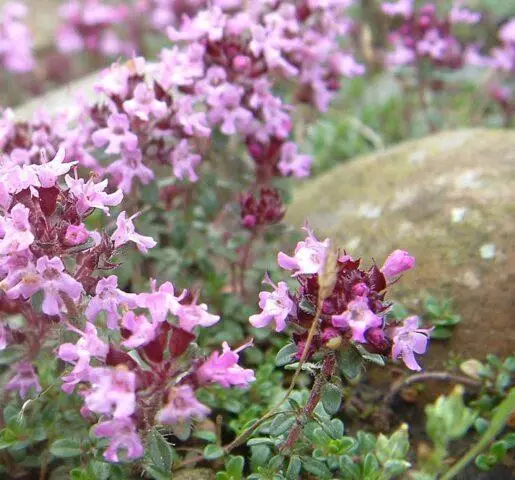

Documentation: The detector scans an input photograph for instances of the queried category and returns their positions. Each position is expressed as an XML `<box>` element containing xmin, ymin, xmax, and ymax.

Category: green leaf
<box><xmin>250</xmin><ymin>445</ymin><xmax>271</xmax><ymax>469</ymax></box>
<box><xmin>354</xmin><ymin>344</ymin><xmax>385</xmax><ymax>366</ymax></box>
<box><xmin>490</xmin><ymin>441</ymin><xmax>507</xmax><ymax>461</ymax></box>
<box><xmin>270</xmin><ymin>414</ymin><xmax>296</xmax><ymax>437</ymax></box>
<box><xmin>226</xmin><ymin>455</ymin><xmax>244</xmax><ymax>479</ymax></box>
<box><xmin>474</xmin><ymin>454</ymin><xmax>492</xmax><ymax>471</ymax></box>
<box><xmin>145</xmin><ymin>465</ymin><xmax>172</xmax><ymax>480</ymax></box>
<box><xmin>375</xmin><ymin>424</ymin><xmax>409</xmax><ymax>465</ymax></box>
<box><xmin>302</xmin><ymin>457</ymin><xmax>331</xmax><ymax>478</ymax></box>
<box><xmin>430</xmin><ymin>327</ymin><xmax>453</xmax><ymax>339</ymax></box>
<box><xmin>339</xmin><ymin>455</ymin><xmax>360</xmax><ymax>479</ymax></box>
<box><xmin>204</xmin><ymin>444</ymin><xmax>225</xmax><ymax>460</ymax></box>
<box><xmin>247</xmin><ymin>437</ymin><xmax>275</xmax><ymax>446</ymax></box>
<box><xmin>49</xmin><ymin>439</ymin><xmax>82</xmax><ymax>458</ymax></box>
<box><xmin>275</xmin><ymin>343</ymin><xmax>298</xmax><ymax>367</ymax></box>
<box><xmin>321</xmin><ymin>383</ymin><xmax>342</xmax><ymax>415</ymax></box>
<box><xmin>147</xmin><ymin>429</ymin><xmax>174</xmax><ymax>472</ymax></box>
<box><xmin>363</xmin><ymin>453</ymin><xmax>380</xmax><ymax>477</ymax></box>
<box><xmin>193</xmin><ymin>430</ymin><xmax>217</xmax><ymax>443</ymax></box>
<box><xmin>383</xmin><ymin>459</ymin><xmax>411</xmax><ymax>478</ymax></box>
<box><xmin>325</xmin><ymin>419</ymin><xmax>344</xmax><ymax>439</ymax></box>
<box><xmin>286</xmin><ymin>455</ymin><xmax>302</xmax><ymax>480</ymax></box>
<box><xmin>338</xmin><ymin>347</ymin><xmax>362</xmax><ymax>381</ymax></box>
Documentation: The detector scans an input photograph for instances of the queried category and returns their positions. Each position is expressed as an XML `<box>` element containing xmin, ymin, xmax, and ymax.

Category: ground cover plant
<box><xmin>0</xmin><ymin>1</ymin><xmax>514</xmax><ymax>479</ymax></box>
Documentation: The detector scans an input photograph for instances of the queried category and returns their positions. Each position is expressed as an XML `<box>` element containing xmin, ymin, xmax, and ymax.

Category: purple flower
<box><xmin>111</xmin><ymin>211</ymin><xmax>157</xmax><ymax>253</ymax></box>
<box><xmin>381</xmin><ymin>0</ymin><xmax>413</xmax><ymax>18</ymax></box>
<box><xmin>170</xmin><ymin>140</ymin><xmax>202</xmax><ymax>182</ymax></box>
<box><xmin>197</xmin><ymin>340</ymin><xmax>256</xmax><ymax>388</ymax></box>
<box><xmin>278</xmin><ymin>142</ymin><xmax>312</xmax><ymax>178</ymax></box>
<box><xmin>65</xmin><ymin>174</ymin><xmax>123</xmax><ymax>215</ymax></box>
<box><xmin>0</xmin><ymin>204</ymin><xmax>34</xmax><ymax>254</ymax></box>
<box><xmin>381</xmin><ymin>249</ymin><xmax>415</xmax><ymax>280</ymax></box>
<box><xmin>156</xmin><ymin>385</ymin><xmax>210</xmax><ymax>425</ymax></box>
<box><xmin>107</xmin><ymin>148</ymin><xmax>154</xmax><ymax>194</ymax></box>
<box><xmin>277</xmin><ymin>225</ymin><xmax>330</xmax><ymax>276</ymax></box>
<box><xmin>85</xmin><ymin>366</ymin><xmax>136</xmax><ymax>418</ymax></box>
<box><xmin>123</xmin><ymin>83</ymin><xmax>167</xmax><ymax>122</ymax></box>
<box><xmin>207</xmin><ymin>83</ymin><xmax>253</xmax><ymax>135</ymax></box>
<box><xmin>391</xmin><ymin>316</ymin><xmax>432</xmax><ymax>371</ymax></box>
<box><xmin>58</xmin><ymin>322</ymin><xmax>108</xmax><ymax>393</ymax></box>
<box><xmin>36</xmin><ymin>147</ymin><xmax>77</xmax><ymax>188</ymax></box>
<box><xmin>64</xmin><ymin>223</ymin><xmax>90</xmax><ymax>246</ymax></box>
<box><xmin>37</xmin><ymin>256</ymin><xmax>83</xmax><ymax>316</ymax></box>
<box><xmin>176</xmin><ymin>299</ymin><xmax>220</xmax><ymax>332</ymax></box>
<box><xmin>136</xmin><ymin>280</ymin><xmax>185</xmax><ymax>324</ymax></box>
<box><xmin>0</xmin><ymin>322</ymin><xmax>7</xmax><ymax>350</ymax></box>
<box><xmin>121</xmin><ymin>311</ymin><xmax>156</xmax><ymax>349</ymax></box>
<box><xmin>450</xmin><ymin>3</ymin><xmax>481</xmax><ymax>25</ymax></box>
<box><xmin>93</xmin><ymin>418</ymin><xmax>144</xmax><ymax>463</ymax></box>
<box><xmin>85</xmin><ymin>275</ymin><xmax>136</xmax><ymax>329</ymax></box>
<box><xmin>332</xmin><ymin>298</ymin><xmax>382</xmax><ymax>343</ymax></box>
<box><xmin>91</xmin><ymin>113</ymin><xmax>138</xmax><ymax>155</ymax></box>
<box><xmin>249</xmin><ymin>278</ymin><xmax>293</xmax><ymax>332</ymax></box>
<box><xmin>500</xmin><ymin>19</ymin><xmax>515</xmax><ymax>45</ymax></box>
<box><xmin>6</xmin><ymin>361</ymin><xmax>42</xmax><ymax>399</ymax></box>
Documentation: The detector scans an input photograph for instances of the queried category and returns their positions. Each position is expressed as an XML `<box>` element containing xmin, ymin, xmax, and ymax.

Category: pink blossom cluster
<box><xmin>383</xmin><ymin>1</ymin><xmax>480</xmax><ymax>69</ymax></box>
<box><xmin>0</xmin><ymin>1</ymin><xmax>35</xmax><ymax>73</ymax></box>
<box><xmin>56</xmin><ymin>0</ymin><xmax>135</xmax><ymax>57</ymax></box>
<box><xmin>465</xmin><ymin>17</ymin><xmax>515</xmax><ymax>122</ymax></box>
<box><xmin>0</xmin><ymin>147</ymin><xmax>254</xmax><ymax>462</ymax></box>
<box><xmin>250</xmin><ymin>226</ymin><xmax>431</xmax><ymax>371</ymax></box>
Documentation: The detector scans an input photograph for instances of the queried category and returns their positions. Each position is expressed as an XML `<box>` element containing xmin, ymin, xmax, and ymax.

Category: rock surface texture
<box><xmin>287</xmin><ymin>129</ymin><xmax>515</xmax><ymax>368</ymax></box>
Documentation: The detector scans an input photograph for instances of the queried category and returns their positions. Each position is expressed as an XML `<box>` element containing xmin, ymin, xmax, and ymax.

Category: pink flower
<box><xmin>123</xmin><ymin>83</ymin><xmax>167</xmax><ymax>121</ymax></box>
<box><xmin>107</xmin><ymin>148</ymin><xmax>154</xmax><ymax>194</ymax></box>
<box><xmin>91</xmin><ymin>113</ymin><xmax>138</xmax><ymax>155</ymax></box>
<box><xmin>111</xmin><ymin>211</ymin><xmax>157</xmax><ymax>253</ymax></box>
<box><xmin>0</xmin><ymin>204</ymin><xmax>34</xmax><ymax>254</ymax></box>
<box><xmin>85</xmin><ymin>275</ymin><xmax>136</xmax><ymax>329</ymax></box>
<box><xmin>170</xmin><ymin>140</ymin><xmax>202</xmax><ymax>182</ymax></box>
<box><xmin>332</xmin><ymin>298</ymin><xmax>382</xmax><ymax>343</ymax></box>
<box><xmin>156</xmin><ymin>385</ymin><xmax>210</xmax><ymax>425</ymax></box>
<box><xmin>93</xmin><ymin>418</ymin><xmax>144</xmax><ymax>462</ymax></box>
<box><xmin>136</xmin><ymin>280</ymin><xmax>185</xmax><ymax>324</ymax></box>
<box><xmin>450</xmin><ymin>4</ymin><xmax>481</xmax><ymax>25</ymax></box>
<box><xmin>278</xmin><ymin>142</ymin><xmax>312</xmax><ymax>178</ymax></box>
<box><xmin>277</xmin><ymin>226</ymin><xmax>330</xmax><ymax>276</ymax></box>
<box><xmin>207</xmin><ymin>83</ymin><xmax>253</xmax><ymax>135</ymax></box>
<box><xmin>391</xmin><ymin>316</ymin><xmax>432</xmax><ymax>371</ymax></box>
<box><xmin>6</xmin><ymin>361</ymin><xmax>41</xmax><ymax>398</ymax></box>
<box><xmin>167</xmin><ymin>7</ymin><xmax>226</xmax><ymax>43</ymax></box>
<box><xmin>58</xmin><ymin>322</ymin><xmax>108</xmax><ymax>393</ymax></box>
<box><xmin>6</xmin><ymin>256</ymin><xmax>83</xmax><ymax>316</ymax></box>
<box><xmin>500</xmin><ymin>19</ymin><xmax>515</xmax><ymax>45</ymax></box>
<box><xmin>121</xmin><ymin>311</ymin><xmax>156</xmax><ymax>349</ymax></box>
<box><xmin>197</xmin><ymin>341</ymin><xmax>256</xmax><ymax>388</ymax></box>
<box><xmin>381</xmin><ymin>249</ymin><xmax>415</xmax><ymax>280</ymax></box>
<box><xmin>0</xmin><ymin>322</ymin><xmax>7</xmax><ymax>350</ymax></box>
<box><xmin>176</xmin><ymin>299</ymin><xmax>220</xmax><ymax>332</ymax></box>
<box><xmin>85</xmin><ymin>366</ymin><xmax>136</xmax><ymax>418</ymax></box>
<box><xmin>36</xmin><ymin>147</ymin><xmax>76</xmax><ymax>187</ymax></box>
<box><xmin>65</xmin><ymin>174</ymin><xmax>123</xmax><ymax>215</ymax></box>
<box><xmin>249</xmin><ymin>278</ymin><xmax>293</xmax><ymax>332</ymax></box>
<box><xmin>64</xmin><ymin>223</ymin><xmax>90</xmax><ymax>246</ymax></box>
<box><xmin>381</xmin><ymin>0</ymin><xmax>413</xmax><ymax>18</ymax></box>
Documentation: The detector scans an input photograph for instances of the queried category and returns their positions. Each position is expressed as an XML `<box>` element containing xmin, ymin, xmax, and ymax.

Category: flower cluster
<box><xmin>0</xmin><ymin>147</ymin><xmax>255</xmax><ymax>462</ymax></box>
<box><xmin>383</xmin><ymin>1</ymin><xmax>480</xmax><ymax>69</ymax></box>
<box><xmin>466</xmin><ymin>16</ymin><xmax>515</xmax><ymax>124</ymax></box>
<box><xmin>239</xmin><ymin>186</ymin><xmax>285</xmax><ymax>231</ymax></box>
<box><xmin>250</xmin><ymin>227</ymin><xmax>431</xmax><ymax>371</ymax></box>
<box><xmin>56</xmin><ymin>0</ymin><xmax>134</xmax><ymax>57</ymax></box>
<box><xmin>0</xmin><ymin>1</ymin><xmax>34</xmax><ymax>73</ymax></box>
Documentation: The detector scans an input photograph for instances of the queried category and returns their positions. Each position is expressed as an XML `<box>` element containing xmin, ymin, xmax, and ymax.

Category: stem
<box><xmin>383</xmin><ymin>371</ymin><xmax>482</xmax><ymax>407</ymax></box>
<box><xmin>280</xmin><ymin>353</ymin><xmax>336</xmax><ymax>452</ymax></box>
<box><xmin>238</xmin><ymin>230</ymin><xmax>258</xmax><ymax>298</ymax></box>
<box><xmin>415</xmin><ymin>56</ymin><xmax>437</xmax><ymax>133</ymax></box>
<box><xmin>441</xmin><ymin>388</ymin><xmax>515</xmax><ymax>480</ymax></box>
